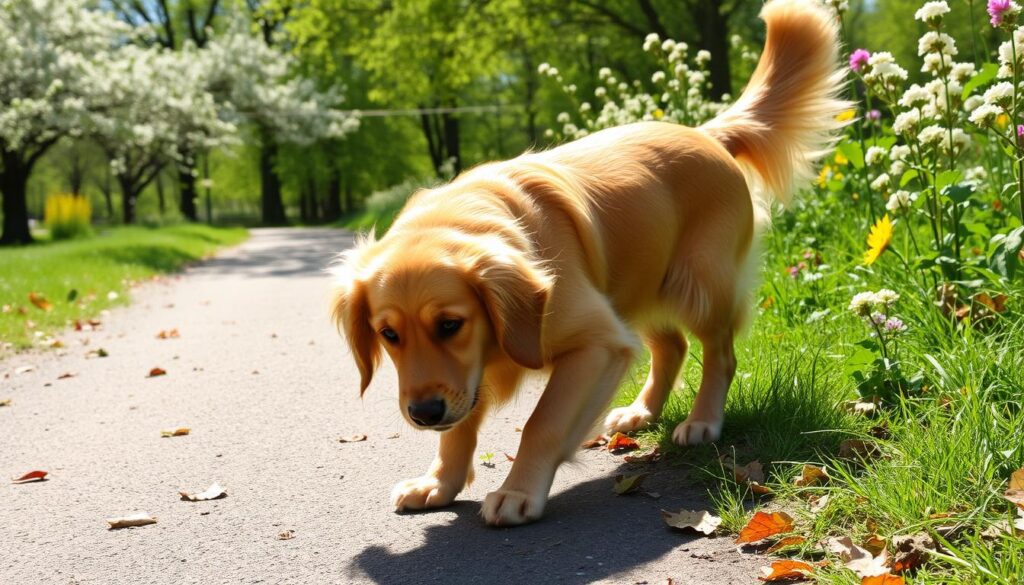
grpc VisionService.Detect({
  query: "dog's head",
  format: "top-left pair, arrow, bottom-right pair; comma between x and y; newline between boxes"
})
332,230 -> 551,430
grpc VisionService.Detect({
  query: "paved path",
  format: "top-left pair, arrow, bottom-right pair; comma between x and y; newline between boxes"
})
1,228 -> 760,584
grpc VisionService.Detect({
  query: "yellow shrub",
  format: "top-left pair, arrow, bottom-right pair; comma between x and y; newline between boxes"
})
44,193 -> 92,240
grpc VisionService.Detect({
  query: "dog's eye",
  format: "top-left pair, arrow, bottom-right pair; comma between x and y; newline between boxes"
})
379,327 -> 400,344
436,318 -> 463,339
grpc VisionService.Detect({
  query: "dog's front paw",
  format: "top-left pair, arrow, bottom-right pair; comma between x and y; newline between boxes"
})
481,489 -> 546,526
605,404 -> 655,433
671,417 -> 722,446
392,476 -> 458,511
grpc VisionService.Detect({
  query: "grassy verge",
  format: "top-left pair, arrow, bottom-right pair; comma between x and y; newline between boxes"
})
0,224 -> 248,350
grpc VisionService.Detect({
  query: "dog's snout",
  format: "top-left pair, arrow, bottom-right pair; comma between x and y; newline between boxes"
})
408,398 -> 446,427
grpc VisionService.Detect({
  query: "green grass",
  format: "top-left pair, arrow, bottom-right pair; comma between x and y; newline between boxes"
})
0,224 -> 247,349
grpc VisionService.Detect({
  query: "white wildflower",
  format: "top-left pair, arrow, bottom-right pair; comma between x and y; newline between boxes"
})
893,110 -> 920,135
870,173 -> 891,191
969,103 -> 1002,127
918,124 -> 946,145
983,81 -> 1015,107
865,146 -> 888,166
886,190 -> 917,213
899,84 -> 931,108
914,1 -> 950,23
651,71 -> 666,83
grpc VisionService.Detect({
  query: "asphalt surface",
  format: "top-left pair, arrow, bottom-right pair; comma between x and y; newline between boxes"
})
1,227 -> 761,584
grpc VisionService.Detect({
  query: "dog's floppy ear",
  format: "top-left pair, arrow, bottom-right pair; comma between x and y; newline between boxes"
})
471,252 -> 552,369
332,278 -> 379,396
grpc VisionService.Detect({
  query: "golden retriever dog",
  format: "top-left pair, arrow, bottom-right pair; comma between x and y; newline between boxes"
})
332,0 -> 847,526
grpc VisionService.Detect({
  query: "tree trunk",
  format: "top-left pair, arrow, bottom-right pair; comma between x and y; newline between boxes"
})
419,111 -> 444,176
442,109 -> 461,175
120,176 -> 137,224
696,0 -> 732,100
178,166 -> 198,221
259,131 -> 286,225
156,172 -> 166,215
324,169 -> 341,221
101,164 -> 114,220
0,152 -> 32,245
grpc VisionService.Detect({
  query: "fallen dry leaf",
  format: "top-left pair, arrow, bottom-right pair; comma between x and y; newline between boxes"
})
661,509 -> 722,535
766,536 -> 807,553
736,511 -> 794,544
0,399 -> 10,407
504,452 -> 516,462
793,464 -> 830,487
179,483 -> 227,502
861,575 -> 904,585
613,473 -> 648,495
809,494 -> 830,514
581,435 -> 608,449
148,367 -> 167,378
338,434 -> 367,443
57,372 -> 75,380
1006,468 -> 1024,510
14,365 -> 35,375
12,470 -> 48,483
86,348 -> 109,358
734,460 -> 766,484
840,439 -> 881,460
758,560 -> 815,582
607,432 -> 639,452
107,512 -> 157,529
1016,508 -> 1024,532
827,536 -> 889,578
890,532 -> 935,573
160,427 -> 190,437
624,447 -> 661,463
862,535 -> 887,557
277,529 -> 295,540
28,292 -> 53,312
156,329 -> 180,339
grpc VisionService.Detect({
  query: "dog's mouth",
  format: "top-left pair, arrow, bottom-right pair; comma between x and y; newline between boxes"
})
428,387 -> 480,433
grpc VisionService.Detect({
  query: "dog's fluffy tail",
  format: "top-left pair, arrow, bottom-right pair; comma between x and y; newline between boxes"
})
701,0 -> 849,208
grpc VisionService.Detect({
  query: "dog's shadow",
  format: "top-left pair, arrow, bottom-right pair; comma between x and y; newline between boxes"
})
349,463 -> 734,585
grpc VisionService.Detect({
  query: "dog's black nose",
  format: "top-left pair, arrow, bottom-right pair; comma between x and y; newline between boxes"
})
408,398 -> 446,426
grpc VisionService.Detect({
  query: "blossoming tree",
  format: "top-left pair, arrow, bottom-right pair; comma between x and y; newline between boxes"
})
0,0 -> 127,244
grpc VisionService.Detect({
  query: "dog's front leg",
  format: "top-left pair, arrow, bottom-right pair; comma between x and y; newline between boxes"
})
481,344 -> 632,526
392,404 -> 484,512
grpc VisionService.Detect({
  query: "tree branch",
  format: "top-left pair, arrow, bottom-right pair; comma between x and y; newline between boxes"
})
635,0 -> 668,38
572,0 -> 647,38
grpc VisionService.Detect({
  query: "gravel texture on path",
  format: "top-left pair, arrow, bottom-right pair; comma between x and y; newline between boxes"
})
1,227 -> 760,585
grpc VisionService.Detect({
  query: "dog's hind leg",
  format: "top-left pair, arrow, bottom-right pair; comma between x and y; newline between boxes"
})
605,328 -> 687,433
671,327 -> 735,445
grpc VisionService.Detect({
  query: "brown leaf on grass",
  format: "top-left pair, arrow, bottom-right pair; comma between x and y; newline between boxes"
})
862,535 -> 887,557
148,367 -> 167,377
276,529 -> 295,540
12,470 -> 48,483
160,427 -> 190,437
607,432 -> 639,452
735,511 -> 794,544
827,536 -> 889,578
793,464 -> 830,487
338,434 -> 367,443
839,439 -> 881,460
1016,508 -> 1024,532
624,447 -> 661,463
890,533 -> 935,573
156,329 -> 180,339
660,509 -> 722,535
57,372 -> 75,380
179,483 -> 227,502
861,575 -> 904,585
808,495 -> 830,514
734,460 -> 766,484
750,482 -> 775,496
613,473 -> 648,495
107,512 -> 157,529
1006,468 -> 1024,510
28,292 -> 53,312
0,399 -> 10,407
581,434 -> 608,449
757,560 -> 815,582
766,536 -> 808,553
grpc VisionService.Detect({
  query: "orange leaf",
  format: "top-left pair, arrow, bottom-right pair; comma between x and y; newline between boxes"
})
12,470 -> 48,483
734,460 -> 766,484
607,432 -> 639,451
581,435 -> 607,449
862,575 -> 904,585
766,536 -> 807,553
1006,468 -> 1024,510
148,367 -> 167,377
736,511 -> 794,544
758,560 -> 815,582
28,292 -> 53,312
504,452 -> 516,462
624,447 -> 661,463
793,464 -> 830,487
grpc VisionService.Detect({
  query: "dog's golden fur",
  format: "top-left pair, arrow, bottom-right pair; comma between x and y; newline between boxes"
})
332,0 -> 848,526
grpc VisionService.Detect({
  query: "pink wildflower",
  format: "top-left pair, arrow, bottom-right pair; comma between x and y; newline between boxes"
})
867,109 -> 882,121
849,49 -> 870,72
989,0 -> 1012,26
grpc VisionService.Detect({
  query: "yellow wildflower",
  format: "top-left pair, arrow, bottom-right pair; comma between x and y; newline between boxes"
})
653,108 -> 664,120
834,151 -> 849,166
864,214 -> 893,265
835,109 -> 856,122
817,165 -> 832,187
996,113 -> 1010,130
